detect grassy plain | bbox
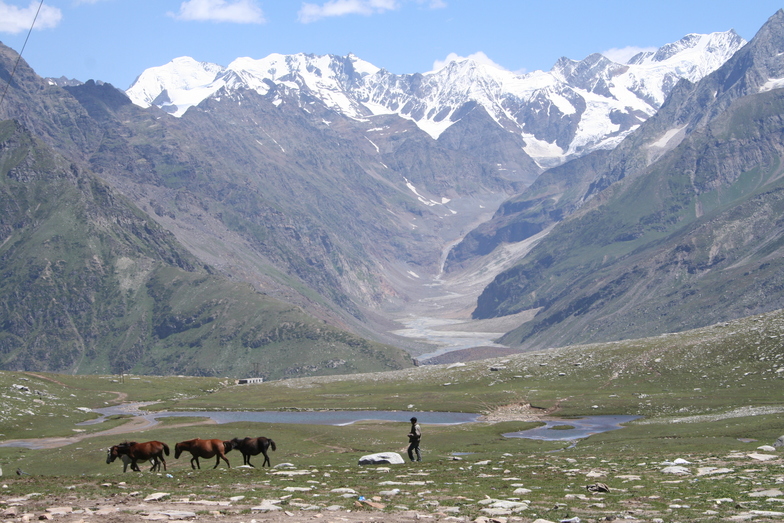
[0,309,783,521]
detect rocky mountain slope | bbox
[468,9,784,350]
[0,14,771,375]
[0,118,412,378]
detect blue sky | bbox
[0,0,782,90]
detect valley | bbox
[0,307,782,521]
[384,227,549,361]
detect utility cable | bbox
[0,0,46,110]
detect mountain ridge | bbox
[469,9,784,351]
[125,30,745,168]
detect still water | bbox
[78,404,479,427]
[1,405,638,450]
[503,415,640,441]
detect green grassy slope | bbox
[0,120,412,378]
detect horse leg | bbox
[150,457,159,472]
[191,456,200,469]
[245,453,254,467]
[262,450,270,467]
[160,455,167,471]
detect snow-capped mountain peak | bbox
[125,30,746,165]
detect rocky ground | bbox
[4,446,784,523]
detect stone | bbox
[697,467,733,476]
[144,492,170,502]
[758,445,777,452]
[251,500,282,512]
[273,462,297,468]
[330,488,357,494]
[748,489,784,498]
[358,452,405,465]
[747,453,777,461]
[774,435,784,448]
[271,469,310,476]
[44,507,72,515]
[151,511,196,520]
[661,466,690,475]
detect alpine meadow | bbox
[0,6,783,523]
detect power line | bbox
[0,0,46,110]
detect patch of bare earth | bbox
[478,402,558,422]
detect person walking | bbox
[407,416,421,462]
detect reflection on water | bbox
[503,415,640,441]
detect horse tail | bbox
[163,443,170,456]
[270,439,276,452]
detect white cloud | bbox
[0,1,61,34]
[602,46,657,64]
[298,0,445,23]
[173,0,265,24]
[431,51,506,73]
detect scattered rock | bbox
[358,452,405,465]
[697,467,734,476]
[272,462,296,468]
[143,493,170,502]
[146,511,196,520]
[661,466,690,475]
[330,488,356,494]
[44,507,72,515]
[748,489,784,498]
[747,453,778,461]
[250,500,282,512]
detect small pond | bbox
[503,415,640,441]
[78,405,479,427]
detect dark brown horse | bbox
[107,441,169,472]
[230,436,277,467]
[174,438,231,469]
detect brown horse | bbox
[107,441,169,472]
[174,438,232,469]
[230,436,276,467]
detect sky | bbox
[0,0,782,90]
